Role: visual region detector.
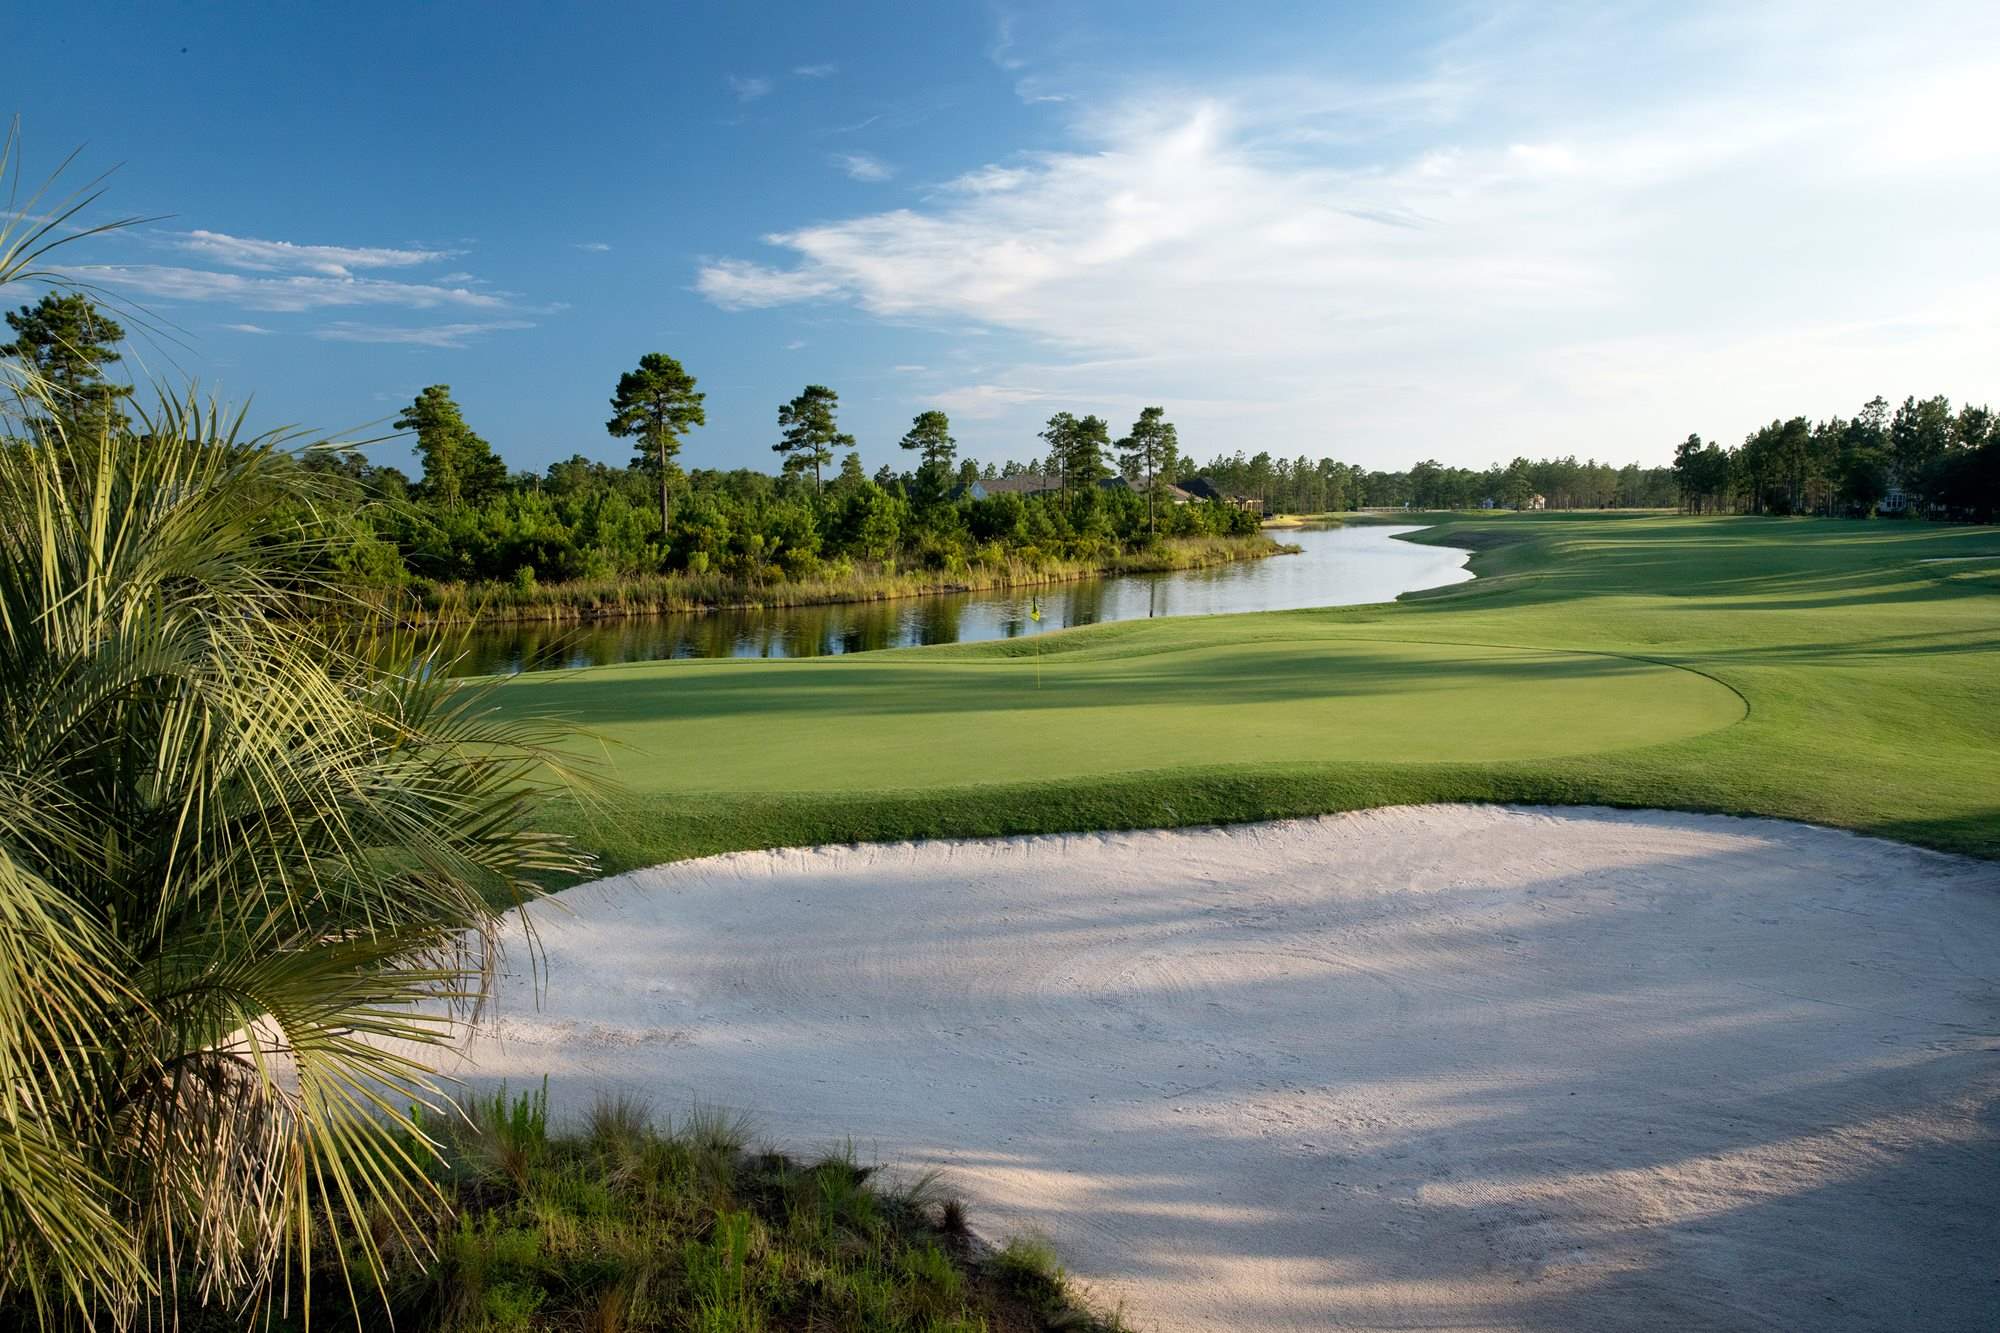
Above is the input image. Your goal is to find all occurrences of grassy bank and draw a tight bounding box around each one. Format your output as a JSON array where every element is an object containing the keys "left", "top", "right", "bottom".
[
  {"left": 495, "top": 513, "right": 2000, "bottom": 872},
  {"left": 398, "top": 534, "right": 1292, "bottom": 625},
  {"left": 179, "top": 1087, "right": 1120, "bottom": 1333}
]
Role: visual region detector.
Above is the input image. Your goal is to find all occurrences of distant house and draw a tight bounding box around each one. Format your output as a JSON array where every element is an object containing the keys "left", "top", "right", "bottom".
[
  {"left": 959, "top": 473, "right": 1145, "bottom": 501},
  {"left": 962, "top": 473, "right": 1059, "bottom": 500},
  {"left": 1133, "top": 478, "right": 1194, "bottom": 505},
  {"left": 1524, "top": 493, "right": 1548, "bottom": 511},
  {"left": 1179, "top": 476, "right": 1265, "bottom": 514},
  {"left": 1479, "top": 496, "right": 1496, "bottom": 509}
]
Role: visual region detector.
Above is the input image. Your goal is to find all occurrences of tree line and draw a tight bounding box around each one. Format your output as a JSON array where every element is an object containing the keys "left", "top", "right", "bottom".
[
  {"left": 3, "top": 297, "right": 1270, "bottom": 593},
  {"left": 9, "top": 293, "right": 1992, "bottom": 606},
  {"left": 1671, "top": 394, "right": 2000, "bottom": 521}
]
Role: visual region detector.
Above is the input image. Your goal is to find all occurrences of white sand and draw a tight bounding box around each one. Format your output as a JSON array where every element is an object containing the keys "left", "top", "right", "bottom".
[{"left": 450, "top": 805, "right": 2000, "bottom": 1332}]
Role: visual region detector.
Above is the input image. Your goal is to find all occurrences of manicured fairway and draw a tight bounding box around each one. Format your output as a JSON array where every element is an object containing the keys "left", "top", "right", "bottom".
[
  {"left": 493, "top": 514, "right": 2000, "bottom": 872},
  {"left": 511, "top": 639, "right": 1741, "bottom": 793}
]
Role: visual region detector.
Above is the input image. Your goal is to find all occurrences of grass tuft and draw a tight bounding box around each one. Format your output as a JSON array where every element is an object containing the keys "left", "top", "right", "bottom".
[{"left": 207, "top": 1098, "right": 1119, "bottom": 1331}]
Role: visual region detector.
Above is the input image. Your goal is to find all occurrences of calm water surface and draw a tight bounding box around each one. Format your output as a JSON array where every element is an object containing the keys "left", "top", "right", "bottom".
[{"left": 451, "top": 523, "right": 1472, "bottom": 675}]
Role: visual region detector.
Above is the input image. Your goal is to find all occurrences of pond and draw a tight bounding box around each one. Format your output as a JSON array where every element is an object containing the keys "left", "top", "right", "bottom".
[{"left": 447, "top": 522, "right": 1473, "bottom": 675}]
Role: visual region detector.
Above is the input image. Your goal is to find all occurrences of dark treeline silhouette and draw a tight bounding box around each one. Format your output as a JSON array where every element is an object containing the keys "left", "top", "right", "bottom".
[
  {"left": 1672, "top": 394, "right": 1999, "bottom": 521},
  {"left": 1161, "top": 452, "right": 1679, "bottom": 513}
]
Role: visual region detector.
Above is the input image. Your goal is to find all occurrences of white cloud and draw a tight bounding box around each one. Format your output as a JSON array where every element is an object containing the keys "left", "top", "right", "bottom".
[
  {"left": 695, "top": 258, "right": 843, "bottom": 309},
  {"left": 173, "top": 230, "right": 457, "bottom": 277},
  {"left": 784, "top": 339, "right": 806, "bottom": 350},
  {"left": 892, "top": 364, "right": 927, "bottom": 373},
  {"left": 70, "top": 227, "right": 542, "bottom": 342},
  {"left": 573, "top": 241, "right": 612, "bottom": 253},
  {"left": 831, "top": 152, "right": 893, "bottom": 182},
  {"left": 74, "top": 265, "right": 514, "bottom": 313},
  {"left": 932, "top": 383, "right": 1055, "bottom": 419},
  {"left": 987, "top": 12, "right": 1023, "bottom": 71},
  {"left": 1012, "top": 78, "right": 1070, "bottom": 106},
  {"left": 1505, "top": 142, "right": 1579, "bottom": 175},
  {"left": 698, "top": 6, "right": 2000, "bottom": 465},
  {"left": 315, "top": 320, "right": 535, "bottom": 348},
  {"left": 793, "top": 63, "right": 837, "bottom": 78},
  {"left": 729, "top": 74, "right": 773, "bottom": 102},
  {"left": 946, "top": 164, "right": 1033, "bottom": 195}
]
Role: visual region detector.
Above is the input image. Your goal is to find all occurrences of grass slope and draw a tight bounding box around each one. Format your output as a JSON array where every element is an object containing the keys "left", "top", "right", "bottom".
[
  {"left": 495, "top": 514, "right": 2000, "bottom": 871},
  {"left": 188, "top": 1087, "right": 1121, "bottom": 1333}
]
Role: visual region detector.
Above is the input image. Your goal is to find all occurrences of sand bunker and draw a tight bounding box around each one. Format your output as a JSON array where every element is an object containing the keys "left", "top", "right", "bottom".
[{"left": 452, "top": 806, "right": 2000, "bottom": 1332}]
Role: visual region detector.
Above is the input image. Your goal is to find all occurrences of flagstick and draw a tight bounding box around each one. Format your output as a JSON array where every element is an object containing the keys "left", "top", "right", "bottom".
[{"left": 1031, "top": 595, "right": 1042, "bottom": 688}]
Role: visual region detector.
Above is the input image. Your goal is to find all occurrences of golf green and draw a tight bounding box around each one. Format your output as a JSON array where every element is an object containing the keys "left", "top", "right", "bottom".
[{"left": 499, "top": 638, "right": 1743, "bottom": 794}]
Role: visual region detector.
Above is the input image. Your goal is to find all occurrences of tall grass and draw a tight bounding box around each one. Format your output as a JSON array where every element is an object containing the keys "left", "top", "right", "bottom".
[
  {"left": 384, "top": 534, "right": 1294, "bottom": 626},
  {"left": 254, "top": 1090, "right": 1123, "bottom": 1333}
]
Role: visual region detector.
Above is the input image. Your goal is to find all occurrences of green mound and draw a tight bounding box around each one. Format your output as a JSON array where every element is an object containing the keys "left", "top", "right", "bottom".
[
  {"left": 502, "top": 638, "right": 1743, "bottom": 794},
  {"left": 489, "top": 514, "right": 2000, "bottom": 873}
]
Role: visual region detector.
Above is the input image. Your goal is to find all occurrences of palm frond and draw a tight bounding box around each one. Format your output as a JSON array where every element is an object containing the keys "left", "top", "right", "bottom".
[{"left": 0, "top": 382, "right": 594, "bottom": 1325}]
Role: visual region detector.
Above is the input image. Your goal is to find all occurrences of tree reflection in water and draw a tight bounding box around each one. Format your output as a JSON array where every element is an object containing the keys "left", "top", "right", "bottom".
[{"left": 442, "top": 525, "right": 1471, "bottom": 677}]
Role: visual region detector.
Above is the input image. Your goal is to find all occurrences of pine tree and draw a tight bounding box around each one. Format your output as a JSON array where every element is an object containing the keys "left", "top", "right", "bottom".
[
  {"left": 1, "top": 292, "right": 134, "bottom": 439},
  {"left": 395, "top": 386, "right": 507, "bottom": 508},
  {"left": 773, "top": 385, "right": 853, "bottom": 495},
  {"left": 1116, "top": 406, "right": 1177, "bottom": 533},
  {"left": 606, "top": 353, "right": 706, "bottom": 539}
]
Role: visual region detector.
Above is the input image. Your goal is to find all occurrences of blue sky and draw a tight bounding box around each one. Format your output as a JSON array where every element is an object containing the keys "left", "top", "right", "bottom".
[{"left": 13, "top": 1, "right": 1999, "bottom": 476}]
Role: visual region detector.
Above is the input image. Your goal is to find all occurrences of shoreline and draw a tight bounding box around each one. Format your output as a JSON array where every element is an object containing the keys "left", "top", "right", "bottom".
[{"left": 369, "top": 533, "right": 1299, "bottom": 628}]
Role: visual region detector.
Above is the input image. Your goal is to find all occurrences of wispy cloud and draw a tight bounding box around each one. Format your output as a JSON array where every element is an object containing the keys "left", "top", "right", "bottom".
[
  {"left": 1012, "top": 78, "right": 1070, "bottom": 105},
  {"left": 315, "top": 320, "right": 535, "bottom": 348},
  {"left": 988, "top": 11, "right": 1024, "bottom": 71},
  {"left": 74, "top": 265, "right": 514, "bottom": 313},
  {"left": 172, "top": 230, "right": 458, "bottom": 277},
  {"left": 696, "top": 258, "right": 842, "bottom": 309},
  {"left": 572, "top": 241, "right": 613, "bottom": 252},
  {"left": 784, "top": 339, "right": 806, "bottom": 350},
  {"left": 831, "top": 152, "right": 893, "bottom": 182},
  {"left": 793, "top": 63, "right": 837, "bottom": 78},
  {"left": 67, "top": 223, "right": 540, "bottom": 351},
  {"left": 728, "top": 74, "right": 773, "bottom": 103},
  {"left": 932, "top": 383, "right": 1053, "bottom": 419},
  {"left": 698, "top": 5, "right": 2000, "bottom": 462}
]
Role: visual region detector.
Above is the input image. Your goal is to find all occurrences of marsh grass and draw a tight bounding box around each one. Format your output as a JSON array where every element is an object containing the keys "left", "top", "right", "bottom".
[
  {"left": 224, "top": 1087, "right": 1121, "bottom": 1333},
  {"left": 391, "top": 535, "right": 1294, "bottom": 625}
]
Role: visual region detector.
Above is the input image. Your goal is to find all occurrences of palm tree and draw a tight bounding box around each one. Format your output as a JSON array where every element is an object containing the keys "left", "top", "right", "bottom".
[
  {"left": 0, "top": 135, "right": 592, "bottom": 1323},
  {"left": 0, "top": 387, "right": 594, "bottom": 1325}
]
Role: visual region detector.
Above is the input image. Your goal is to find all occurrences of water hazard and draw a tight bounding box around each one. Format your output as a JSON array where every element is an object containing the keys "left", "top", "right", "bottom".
[{"left": 449, "top": 523, "right": 1473, "bottom": 675}]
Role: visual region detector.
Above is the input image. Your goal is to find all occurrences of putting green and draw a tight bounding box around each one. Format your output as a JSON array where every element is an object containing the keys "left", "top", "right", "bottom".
[{"left": 498, "top": 637, "right": 1744, "bottom": 795}]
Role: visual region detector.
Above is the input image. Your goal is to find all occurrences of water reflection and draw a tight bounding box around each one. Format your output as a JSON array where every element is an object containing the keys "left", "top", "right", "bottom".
[{"left": 447, "top": 524, "right": 1472, "bottom": 676}]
